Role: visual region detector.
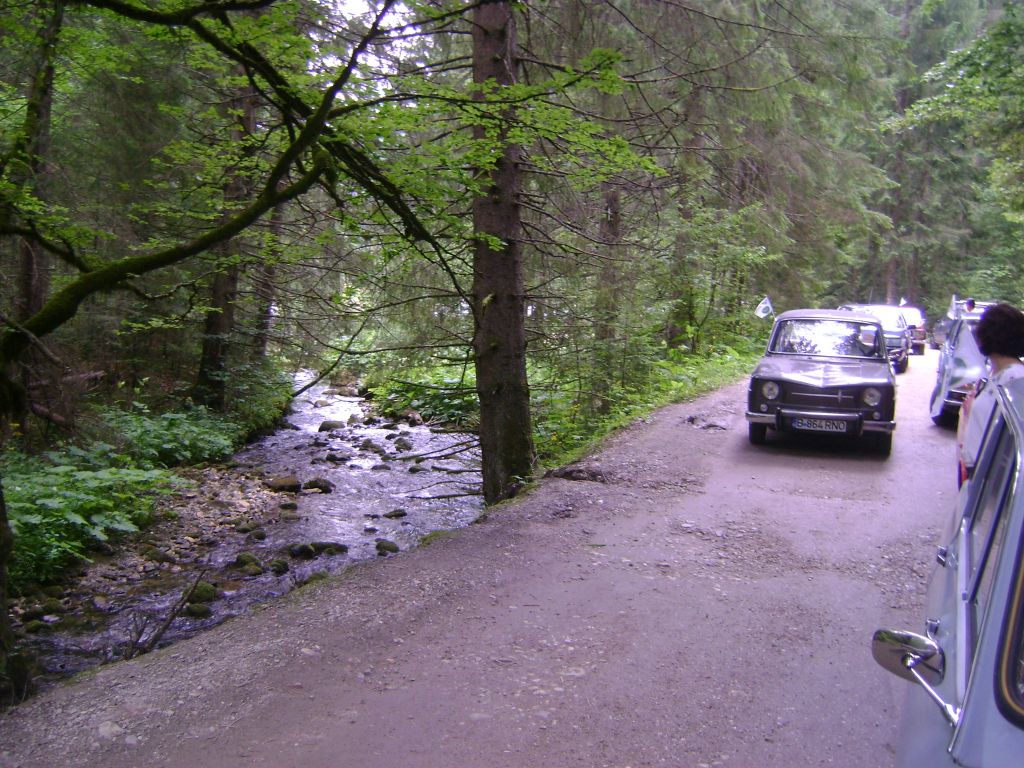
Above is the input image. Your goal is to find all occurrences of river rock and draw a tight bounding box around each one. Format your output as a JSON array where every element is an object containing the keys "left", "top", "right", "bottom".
[
  {"left": 375, "top": 539, "right": 400, "bottom": 555},
  {"left": 264, "top": 474, "right": 302, "bottom": 492},
  {"left": 394, "top": 436, "right": 414, "bottom": 452},
  {"left": 141, "top": 545, "right": 175, "bottom": 564},
  {"left": 402, "top": 409, "right": 424, "bottom": 426},
  {"left": 359, "top": 438, "right": 385, "bottom": 454},
  {"left": 311, "top": 541, "right": 348, "bottom": 556},
  {"left": 185, "top": 603, "right": 212, "bottom": 618},
  {"left": 383, "top": 509, "right": 407, "bottom": 519},
  {"left": 317, "top": 420, "right": 347, "bottom": 432},
  {"left": 288, "top": 543, "right": 317, "bottom": 560},
  {"left": 188, "top": 581, "right": 219, "bottom": 603},
  {"left": 326, "top": 448, "right": 354, "bottom": 462},
  {"left": 371, "top": 463, "right": 392, "bottom": 471},
  {"left": 303, "top": 477, "right": 335, "bottom": 494}
]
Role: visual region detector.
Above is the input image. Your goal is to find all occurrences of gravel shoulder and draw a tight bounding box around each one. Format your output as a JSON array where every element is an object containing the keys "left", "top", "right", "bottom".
[{"left": 0, "top": 370, "right": 955, "bottom": 768}]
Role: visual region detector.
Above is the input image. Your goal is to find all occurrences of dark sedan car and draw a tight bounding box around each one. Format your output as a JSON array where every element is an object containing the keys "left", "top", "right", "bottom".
[
  {"left": 746, "top": 309, "right": 897, "bottom": 454},
  {"left": 837, "top": 303, "right": 911, "bottom": 373}
]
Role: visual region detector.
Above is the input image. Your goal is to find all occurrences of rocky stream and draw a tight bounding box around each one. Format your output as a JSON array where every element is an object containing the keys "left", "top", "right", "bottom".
[{"left": 11, "top": 376, "right": 482, "bottom": 687}]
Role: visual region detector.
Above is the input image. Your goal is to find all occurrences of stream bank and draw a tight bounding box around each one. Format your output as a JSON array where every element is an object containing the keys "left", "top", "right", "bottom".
[{"left": 11, "top": 378, "right": 482, "bottom": 686}]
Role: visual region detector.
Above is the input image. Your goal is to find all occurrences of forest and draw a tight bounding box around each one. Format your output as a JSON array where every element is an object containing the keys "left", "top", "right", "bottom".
[{"left": 1, "top": 0, "right": 1022, "bottom": 699}]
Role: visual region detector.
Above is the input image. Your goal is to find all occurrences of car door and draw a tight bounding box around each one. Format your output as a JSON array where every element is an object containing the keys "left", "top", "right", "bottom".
[
  {"left": 946, "top": 398, "right": 1024, "bottom": 766},
  {"left": 895, "top": 394, "right": 1022, "bottom": 767}
]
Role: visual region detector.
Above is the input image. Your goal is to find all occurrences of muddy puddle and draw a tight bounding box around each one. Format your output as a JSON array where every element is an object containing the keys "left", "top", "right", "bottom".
[{"left": 16, "top": 374, "right": 482, "bottom": 684}]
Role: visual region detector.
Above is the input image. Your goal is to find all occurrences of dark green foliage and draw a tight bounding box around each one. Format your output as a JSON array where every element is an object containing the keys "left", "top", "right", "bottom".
[
  {"left": 94, "top": 407, "right": 239, "bottom": 467},
  {"left": 1, "top": 448, "right": 174, "bottom": 590},
  {"left": 371, "top": 371, "right": 480, "bottom": 427}
]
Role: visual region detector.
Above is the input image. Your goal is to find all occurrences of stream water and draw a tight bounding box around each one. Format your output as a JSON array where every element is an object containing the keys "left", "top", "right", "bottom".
[{"left": 18, "top": 375, "right": 482, "bottom": 683}]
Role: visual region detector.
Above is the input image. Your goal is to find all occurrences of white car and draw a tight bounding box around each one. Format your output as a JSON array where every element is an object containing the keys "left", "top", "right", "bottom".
[{"left": 873, "top": 377, "right": 1024, "bottom": 766}]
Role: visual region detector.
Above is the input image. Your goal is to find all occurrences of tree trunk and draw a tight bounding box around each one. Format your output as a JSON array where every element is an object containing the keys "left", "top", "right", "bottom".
[
  {"left": 194, "top": 84, "right": 255, "bottom": 409},
  {"left": 252, "top": 201, "right": 284, "bottom": 359},
  {"left": 194, "top": 264, "right": 239, "bottom": 410},
  {"left": 592, "top": 183, "right": 622, "bottom": 414},
  {"left": 471, "top": 2, "right": 535, "bottom": 504}
]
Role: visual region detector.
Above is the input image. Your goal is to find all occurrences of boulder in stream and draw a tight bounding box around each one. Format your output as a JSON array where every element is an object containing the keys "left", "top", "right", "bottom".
[
  {"left": 264, "top": 474, "right": 302, "bottom": 493},
  {"left": 317, "top": 420, "right": 347, "bottom": 432}
]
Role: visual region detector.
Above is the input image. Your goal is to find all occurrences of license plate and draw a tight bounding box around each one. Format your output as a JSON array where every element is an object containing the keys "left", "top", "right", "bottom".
[{"left": 791, "top": 417, "right": 849, "bottom": 433}]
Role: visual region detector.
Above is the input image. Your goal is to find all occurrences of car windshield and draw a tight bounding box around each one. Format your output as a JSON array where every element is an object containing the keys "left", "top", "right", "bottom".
[
  {"left": 902, "top": 308, "right": 925, "bottom": 326},
  {"left": 770, "top": 319, "right": 881, "bottom": 358},
  {"left": 861, "top": 306, "right": 904, "bottom": 329}
]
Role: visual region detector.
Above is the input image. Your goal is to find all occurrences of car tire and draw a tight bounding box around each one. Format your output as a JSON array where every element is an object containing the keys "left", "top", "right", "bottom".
[
  {"left": 896, "top": 356, "right": 908, "bottom": 374},
  {"left": 874, "top": 432, "right": 892, "bottom": 456},
  {"left": 748, "top": 423, "right": 767, "bottom": 445},
  {"left": 932, "top": 408, "right": 958, "bottom": 428}
]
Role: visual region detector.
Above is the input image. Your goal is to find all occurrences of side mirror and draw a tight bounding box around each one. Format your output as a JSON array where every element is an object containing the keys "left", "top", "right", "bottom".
[
  {"left": 872, "top": 629, "right": 944, "bottom": 685},
  {"left": 872, "top": 629, "right": 960, "bottom": 725}
]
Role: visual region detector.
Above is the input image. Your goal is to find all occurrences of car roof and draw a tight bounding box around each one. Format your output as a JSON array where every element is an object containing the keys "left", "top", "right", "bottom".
[{"left": 775, "top": 308, "right": 881, "bottom": 323}]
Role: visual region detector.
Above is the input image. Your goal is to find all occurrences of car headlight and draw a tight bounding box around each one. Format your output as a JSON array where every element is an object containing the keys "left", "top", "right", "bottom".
[
  {"left": 862, "top": 387, "right": 882, "bottom": 407},
  {"left": 761, "top": 381, "right": 781, "bottom": 400}
]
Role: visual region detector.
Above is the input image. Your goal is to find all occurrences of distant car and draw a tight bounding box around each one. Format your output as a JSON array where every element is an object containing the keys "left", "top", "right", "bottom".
[
  {"left": 837, "top": 303, "right": 911, "bottom": 373},
  {"left": 745, "top": 308, "right": 896, "bottom": 454},
  {"left": 872, "top": 375, "right": 1024, "bottom": 767},
  {"left": 900, "top": 306, "right": 927, "bottom": 355},
  {"left": 931, "top": 298, "right": 995, "bottom": 349},
  {"left": 929, "top": 315, "right": 986, "bottom": 427}
]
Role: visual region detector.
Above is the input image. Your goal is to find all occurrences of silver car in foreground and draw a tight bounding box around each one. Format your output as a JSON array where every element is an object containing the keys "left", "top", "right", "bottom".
[{"left": 873, "top": 377, "right": 1024, "bottom": 766}]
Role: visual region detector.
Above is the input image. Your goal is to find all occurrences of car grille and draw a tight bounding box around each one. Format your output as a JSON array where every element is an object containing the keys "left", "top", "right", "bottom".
[{"left": 785, "top": 386, "right": 862, "bottom": 411}]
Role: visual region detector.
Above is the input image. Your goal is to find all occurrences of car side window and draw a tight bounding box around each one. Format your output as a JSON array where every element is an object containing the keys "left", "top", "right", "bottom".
[
  {"left": 966, "top": 424, "right": 1016, "bottom": 650},
  {"left": 1004, "top": 541, "right": 1024, "bottom": 719}
]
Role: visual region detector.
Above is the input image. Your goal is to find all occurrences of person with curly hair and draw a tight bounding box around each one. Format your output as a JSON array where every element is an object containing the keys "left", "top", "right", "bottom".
[{"left": 958, "top": 303, "right": 1024, "bottom": 482}]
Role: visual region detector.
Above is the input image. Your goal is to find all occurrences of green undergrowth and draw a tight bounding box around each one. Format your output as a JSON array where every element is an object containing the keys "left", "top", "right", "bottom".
[
  {"left": 2, "top": 446, "right": 177, "bottom": 591},
  {"left": 3, "top": 371, "right": 290, "bottom": 592},
  {"left": 533, "top": 347, "right": 759, "bottom": 467}
]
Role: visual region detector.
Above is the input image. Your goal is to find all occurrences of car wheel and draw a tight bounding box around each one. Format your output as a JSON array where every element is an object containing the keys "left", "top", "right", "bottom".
[
  {"left": 896, "top": 356, "right": 908, "bottom": 374},
  {"left": 932, "top": 408, "right": 958, "bottom": 428},
  {"left": 874, "top": 432, "right": 892, "bottom": 456},
  {"left": 748, "top": 423, "right": 767, "bottom": 445}
]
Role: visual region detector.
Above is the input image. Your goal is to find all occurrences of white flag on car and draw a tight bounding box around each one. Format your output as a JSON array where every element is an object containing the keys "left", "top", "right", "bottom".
[{"left": 754, "top": 296, "right": 774, "bottom": 319}]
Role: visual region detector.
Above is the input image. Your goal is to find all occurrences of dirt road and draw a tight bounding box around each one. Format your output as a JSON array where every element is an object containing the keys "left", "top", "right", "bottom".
[{"left": 0, "top": 351, "right": 957, "bottom": 768}]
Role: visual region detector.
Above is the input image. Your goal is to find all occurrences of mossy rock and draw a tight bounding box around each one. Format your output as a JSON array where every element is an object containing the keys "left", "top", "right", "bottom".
[
  {"left": 233, "top": 552, "right": 261, "bottom": 568},
  {"left": 188, "top": 581, "right": 220, "bottom": 603},
  {"left": 23, "top": 620, "right": 52, "bottom": 635},
  {"left": 279, "top": 500, "right": 299, "bottom": 510},
  {"left": 269, "top": 559, "right": 290, "bottom": 575},
  {"left": 240, "top": 563, "right": 264, "bottom": 577},
  {"left": 383, "top": 509, "right": 407, "bottom": 519},
  {"left": 234, "top": 521, "right": 259, "bottom": 533},
  {"left": 375, "top": 539, "right": 400, "bottom": 555},
  {"left": 248, "top": 528, "right": 267, "bottom": 542},
  {"left": 141, "top": 545, "right": 175, "bottom": 564},
  {"left": 311, "top": 541, "right": 349, "bottom": 556},
  {"left": 185, "top": 603, "right": 213, "bottom": 618},
  {"left": 288, "top": 544, "right": 317, "bottom": 560}
]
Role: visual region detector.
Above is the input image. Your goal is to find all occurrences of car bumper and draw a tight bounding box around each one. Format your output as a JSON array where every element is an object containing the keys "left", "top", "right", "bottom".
[{"left": 746, "top": 409, "right": 896, "bottom": 434}]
